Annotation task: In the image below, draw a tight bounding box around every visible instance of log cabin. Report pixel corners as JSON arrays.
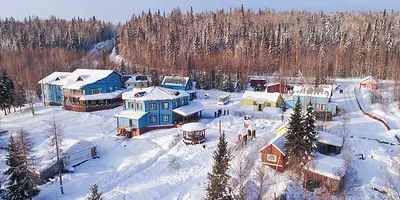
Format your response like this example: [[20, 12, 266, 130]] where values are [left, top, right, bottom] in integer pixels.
[[259, 133, 286, 172]]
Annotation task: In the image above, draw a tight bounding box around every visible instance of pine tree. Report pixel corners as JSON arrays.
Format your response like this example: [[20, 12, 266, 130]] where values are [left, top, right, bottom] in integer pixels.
[[221, 74, 231, 92], [12, 84, 27, 111], [87, 184, 102, 200], [284, 97, 306, 172], [301, 102, 318, 159], [235, 72, 242, 93], [4, 135, 24, 200], [0, 70, 14, 115], [119, 60, 127, 75], [205, 133, 232, 199]]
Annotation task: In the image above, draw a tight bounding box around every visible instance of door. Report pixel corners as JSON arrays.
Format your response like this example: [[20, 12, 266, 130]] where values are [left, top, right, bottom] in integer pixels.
[[258, 104, 262, 111], [129, 119, 133, 127]]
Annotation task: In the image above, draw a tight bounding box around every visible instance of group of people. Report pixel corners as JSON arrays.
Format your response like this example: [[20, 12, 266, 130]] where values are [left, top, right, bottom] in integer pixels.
[[214, 109, 229, 118]]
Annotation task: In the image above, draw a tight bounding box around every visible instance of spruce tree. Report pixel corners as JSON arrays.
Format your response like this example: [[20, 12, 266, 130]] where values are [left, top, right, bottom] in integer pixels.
[[301, 102, 317, 159], [205, 133, 232, 199], [119, 60, 127, 75], [221, 74, 231, 92], [12, 84, 27, 111], [87, 184, 102, 200], [284, 97, 305, 171], [0, 70, 14, 115], [4, 136, 24, 200]]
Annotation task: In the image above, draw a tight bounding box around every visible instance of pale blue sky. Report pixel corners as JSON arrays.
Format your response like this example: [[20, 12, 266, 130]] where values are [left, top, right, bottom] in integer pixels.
[[1, 0, 400, 23]]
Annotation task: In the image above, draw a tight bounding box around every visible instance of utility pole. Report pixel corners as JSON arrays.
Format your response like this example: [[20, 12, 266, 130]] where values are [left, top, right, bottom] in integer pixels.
[[219, 120, 222, 135], [54, 126, 64, 194]]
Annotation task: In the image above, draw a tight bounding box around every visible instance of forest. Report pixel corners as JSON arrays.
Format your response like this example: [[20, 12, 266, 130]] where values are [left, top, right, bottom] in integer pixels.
[[1, 7, 400, 91]]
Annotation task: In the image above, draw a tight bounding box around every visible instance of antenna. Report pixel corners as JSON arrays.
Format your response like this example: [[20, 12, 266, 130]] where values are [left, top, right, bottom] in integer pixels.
[[298, 69, 308, 86]]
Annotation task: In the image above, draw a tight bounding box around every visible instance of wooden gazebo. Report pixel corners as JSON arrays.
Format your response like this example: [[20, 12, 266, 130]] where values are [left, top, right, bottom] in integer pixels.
[[182, 122, 207, 145]]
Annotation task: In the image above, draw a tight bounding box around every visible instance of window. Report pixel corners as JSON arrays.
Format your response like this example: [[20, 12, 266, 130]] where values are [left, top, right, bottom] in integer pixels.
[[266, 154, 277, 162], [162, 102, 169, 110], [98, 88, 103, 93], [150, 115, 157, 123], [128, 102, 134, 109], [109, 86, 114, 92], [57, 96, 61, 100], [162, 115, 169, 122], [97, 80, 101, 84], [115, 86, 118, 91], [149, 103, 157, 110], [266, 103, 271, 107], [137, 103, 142, 110], [315, 103, 321, 110], [321, 104, 327, 110], [90, 88, 95, 95], [181, 99, 185, 105], [253, 101, 257, 106], [175, 101, 178, 108]]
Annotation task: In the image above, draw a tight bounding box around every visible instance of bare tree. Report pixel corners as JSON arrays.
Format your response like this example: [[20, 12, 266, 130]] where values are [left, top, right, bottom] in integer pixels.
[[385, 153, 400, 200], [337, 149, 362, 199], [47, 117, 65, 194], [254, 163, 271, 200], [230, 153, 251, 199]]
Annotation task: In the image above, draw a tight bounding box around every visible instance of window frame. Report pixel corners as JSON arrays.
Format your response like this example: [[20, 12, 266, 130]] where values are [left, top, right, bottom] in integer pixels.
[[162, 115, 169, 122], [150, 115, 157, 123], [98, 88, 103, 93], [162, 102, 169, 110], [266, 154, 277, 162], [90, 88, 95, 95], [149, 103, 157, 110], [128, 102, 135, 109], [137, 103, 143, 110]]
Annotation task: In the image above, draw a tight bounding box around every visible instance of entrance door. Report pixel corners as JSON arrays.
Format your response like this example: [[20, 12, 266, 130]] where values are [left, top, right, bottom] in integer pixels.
[[258, 104, 262, 111], [129, 119, 133, 127]]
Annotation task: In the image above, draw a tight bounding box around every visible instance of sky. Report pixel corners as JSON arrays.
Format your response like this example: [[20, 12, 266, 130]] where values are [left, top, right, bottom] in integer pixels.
[[1, 0, 400, 23]]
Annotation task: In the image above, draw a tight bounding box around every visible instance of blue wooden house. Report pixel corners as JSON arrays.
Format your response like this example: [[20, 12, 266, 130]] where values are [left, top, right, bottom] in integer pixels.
[[114, 86, 204, 137], [161, 76, 197, 100], [38, 72, 72, 105], [61, 69, 122, 112], [291, 86, 338, 121]]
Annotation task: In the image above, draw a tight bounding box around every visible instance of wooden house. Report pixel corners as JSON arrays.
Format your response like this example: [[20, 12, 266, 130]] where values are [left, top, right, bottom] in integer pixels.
[[292, 86, 338, 121], [242, 91, 285, 111], [161, 76, 197, 100], [273, 123, 288, 136], [266, 82, 294, 94], [62, 69, 123, 112], [182, 122, 206, 145], [303, 153, 344, 192], [249, 78, 267, 91], [317, 132, 344, 155], [259, 133, 286, 172], [115, 86, 204, 137], [38, 72, 72, 105], [125, 75, 151, 89], [359, 76, 378, 90]]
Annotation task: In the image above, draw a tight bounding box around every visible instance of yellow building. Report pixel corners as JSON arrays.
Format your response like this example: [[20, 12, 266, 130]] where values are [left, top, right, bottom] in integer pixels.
[[242, 91, 285, 111], [273, 124, 288, 136]]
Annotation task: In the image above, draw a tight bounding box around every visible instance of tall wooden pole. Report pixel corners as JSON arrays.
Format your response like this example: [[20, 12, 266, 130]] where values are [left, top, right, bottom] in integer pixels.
[[219, 120, 221, 135]]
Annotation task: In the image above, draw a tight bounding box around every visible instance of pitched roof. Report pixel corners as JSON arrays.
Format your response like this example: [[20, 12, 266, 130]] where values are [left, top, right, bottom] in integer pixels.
[[317, 132, 344, 147], [122, 86, 189, 101], [242, 91, 282, 102], [126, 75, 151, 83], [273, 123, 289, 135], [172, 101, 204, 116], [359, 76, 378, 84], [161, 76, 190, 87], [79, 90, 124, 101], [63, 69, 117, 89], [259, 133, 286, 156], [114, 111, 148, 120], [38, 72, 72, 86]]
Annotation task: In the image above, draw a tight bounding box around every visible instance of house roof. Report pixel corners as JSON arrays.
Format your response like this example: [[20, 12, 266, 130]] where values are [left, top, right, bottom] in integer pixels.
[[161, 76, 190, 87], [122, 86, 189, 101], [182, 122, 207, 132], [242, 91, 282, 102], [317, 132, 344, 147], [359, 76, 378, 84], [79, 90, 124, 101], [172, 101, 204, 116], [114, 111, 148, 120], [38, 72, 72, 86], [304, 153, 345, 180], [259, 133, 286, 156], [292, 86, 332, 98], [126, 75, 151, 83], [63, 69, 117, 90], [273, 123, 289, 135]]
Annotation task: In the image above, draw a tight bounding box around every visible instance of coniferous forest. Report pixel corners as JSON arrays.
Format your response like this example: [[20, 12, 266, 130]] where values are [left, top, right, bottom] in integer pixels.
[[2, 7, 400, 91]]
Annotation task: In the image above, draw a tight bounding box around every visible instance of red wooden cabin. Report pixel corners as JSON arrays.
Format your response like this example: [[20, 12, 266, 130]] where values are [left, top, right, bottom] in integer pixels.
[[259, 134, 286, 172], [266, 82, 294, 94], [359, 76, 378, 90]]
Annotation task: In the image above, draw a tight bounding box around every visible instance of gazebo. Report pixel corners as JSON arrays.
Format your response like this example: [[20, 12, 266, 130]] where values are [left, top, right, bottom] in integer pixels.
[[182, 122, 207, 145]]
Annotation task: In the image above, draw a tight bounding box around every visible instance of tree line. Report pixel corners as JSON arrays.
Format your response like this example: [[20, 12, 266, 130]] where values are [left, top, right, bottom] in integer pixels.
[[118, 7, 400, 88]]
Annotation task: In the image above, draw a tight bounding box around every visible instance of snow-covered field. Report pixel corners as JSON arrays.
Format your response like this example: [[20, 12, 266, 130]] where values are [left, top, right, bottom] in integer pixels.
[[0, 80, 399, 199]]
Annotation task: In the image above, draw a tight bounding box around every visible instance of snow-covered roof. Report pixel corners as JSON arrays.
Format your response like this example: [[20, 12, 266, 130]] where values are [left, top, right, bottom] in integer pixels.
[[114, 110, 148, 120], [218, 94, 231, 99], [63, 139, 95, 167], [242, 91, 282, 102], [259, 133, 286, 155], [161, 76, 190, 87], [172, 101, 204, 116], [79, 90, 124, 101], [273, 123, 289, 135], [63, 69, 117, 89], [359, 76, 378, 84], [122, 86, 189, 101], [304, 153, 344, 180], [292, 86, 332, 98], [317, 132, 344, 147], [38, 72, 72, 86], [182, 122, 207, 132]]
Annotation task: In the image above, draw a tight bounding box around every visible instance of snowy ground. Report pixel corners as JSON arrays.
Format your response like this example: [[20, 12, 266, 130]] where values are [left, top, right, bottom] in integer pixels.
[[0, 80, 399, 199]]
